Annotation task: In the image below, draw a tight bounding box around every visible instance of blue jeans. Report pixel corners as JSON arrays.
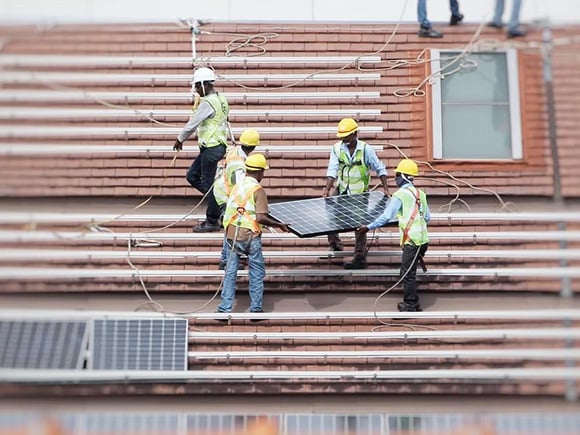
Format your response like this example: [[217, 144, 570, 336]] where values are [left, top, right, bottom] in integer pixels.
[[492, 0, 522, 32], [217, 236, 265, 313], [418, 0, 460, 28], [186, 144, 226, 224]]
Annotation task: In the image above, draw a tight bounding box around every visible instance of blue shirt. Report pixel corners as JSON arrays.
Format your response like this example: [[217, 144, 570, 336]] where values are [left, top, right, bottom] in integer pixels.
[[367, 183, 431, 230], [326, 140, 388, 179]]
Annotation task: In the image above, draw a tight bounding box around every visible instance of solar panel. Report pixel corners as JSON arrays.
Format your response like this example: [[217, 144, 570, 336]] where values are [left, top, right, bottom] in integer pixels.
[[90, 318, 188, 371], [268, 191, 396, 238], [0, 320, 87, 370]]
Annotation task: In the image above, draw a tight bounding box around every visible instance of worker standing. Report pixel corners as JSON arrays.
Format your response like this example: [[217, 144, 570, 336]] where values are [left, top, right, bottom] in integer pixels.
[[173, 67, 229, 233], [322, 118, 390, 269], [214, 129, 260, 269], [216, 154, 289, 315], [357, 159, 430, 312]]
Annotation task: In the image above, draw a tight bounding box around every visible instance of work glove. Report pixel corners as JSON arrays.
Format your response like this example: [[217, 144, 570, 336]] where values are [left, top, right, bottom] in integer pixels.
[[173, 139, 183, 152]]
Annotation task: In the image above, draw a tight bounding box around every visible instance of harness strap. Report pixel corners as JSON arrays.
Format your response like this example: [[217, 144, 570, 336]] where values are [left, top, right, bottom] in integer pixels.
[[401, 187, 422, 246], [226, 184, 261, 233]]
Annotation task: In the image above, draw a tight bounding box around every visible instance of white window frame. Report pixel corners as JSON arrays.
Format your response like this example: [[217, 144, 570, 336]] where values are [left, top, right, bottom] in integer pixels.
[[430, 49, 523, 160]]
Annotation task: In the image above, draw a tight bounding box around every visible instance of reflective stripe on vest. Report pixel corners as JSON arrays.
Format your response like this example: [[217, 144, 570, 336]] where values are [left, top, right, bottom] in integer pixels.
[[213, 146, 245, 206], [392, 186, 429, 246], [197, 93, 229, 148], [333, 141, 369, 194], [223, 176, 262, 233]]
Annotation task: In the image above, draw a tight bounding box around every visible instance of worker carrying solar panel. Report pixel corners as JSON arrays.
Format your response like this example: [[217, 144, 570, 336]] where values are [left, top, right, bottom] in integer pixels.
[[322, 118, 391, 270], [357, 159, 431, 312]]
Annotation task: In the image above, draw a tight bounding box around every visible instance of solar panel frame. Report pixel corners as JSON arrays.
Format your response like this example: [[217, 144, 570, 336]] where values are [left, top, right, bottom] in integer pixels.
[[0, 320, 88, 370], [89, 318, 188, 371], [268, 191, 396, 238]]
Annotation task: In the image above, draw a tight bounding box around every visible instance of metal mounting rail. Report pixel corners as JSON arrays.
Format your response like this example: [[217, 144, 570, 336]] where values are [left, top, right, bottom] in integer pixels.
[[0, 125, 383, 138], [2, 248, 580, 261], [0, 267, 579, 279], [0, 72, 381, 84], [1, 367, 579, 383], [0, 108, 381, 120], [188, 328, 580, 341], [1, 230, 579, 242], [188, 349, 580, 361], [0, 144, 382, 156], [0, 90, 380, 102], [1, 308, 580, 321], [1, 212, 579, 224], [0, 55, 382, 67]]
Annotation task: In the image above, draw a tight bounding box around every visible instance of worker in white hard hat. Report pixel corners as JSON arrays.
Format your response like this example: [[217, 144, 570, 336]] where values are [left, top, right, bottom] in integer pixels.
[[173, 67, 230, 233], [322, 118, 390, 270]]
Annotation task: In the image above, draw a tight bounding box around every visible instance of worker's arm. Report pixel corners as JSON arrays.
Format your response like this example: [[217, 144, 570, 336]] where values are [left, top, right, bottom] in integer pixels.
[[364, 146, 389, 195], [323, 147, 339, 197], [357, 196, 401, 234], [173, 101, 214, 151], [257, 213, 289, 232]]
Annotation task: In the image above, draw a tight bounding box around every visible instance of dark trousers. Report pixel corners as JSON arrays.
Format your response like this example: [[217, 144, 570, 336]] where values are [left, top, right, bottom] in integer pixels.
[[400, 243, 429, 306], [186, 144, 226, 224]]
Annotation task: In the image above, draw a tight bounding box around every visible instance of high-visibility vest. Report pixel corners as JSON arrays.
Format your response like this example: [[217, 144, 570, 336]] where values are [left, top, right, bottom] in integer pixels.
[[213, 146, 246, 206], [333, 141, 369, 194], [392, 185, 429, 246], [196, 93, 229, 148], [223, 176, 262, 234]]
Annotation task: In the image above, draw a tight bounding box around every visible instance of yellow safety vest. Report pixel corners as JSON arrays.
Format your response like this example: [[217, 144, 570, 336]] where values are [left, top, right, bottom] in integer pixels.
[[333, 141, 370, 194], [223, 176, 262, 234], [392, 185, 429, 246], [213, 146, 246, 206], [196, 93, 229, 148]]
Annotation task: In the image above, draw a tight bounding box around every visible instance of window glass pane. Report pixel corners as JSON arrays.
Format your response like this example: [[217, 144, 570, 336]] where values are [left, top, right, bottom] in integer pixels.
[[442, 105, 512, 159], [441, 52, 509, 103]]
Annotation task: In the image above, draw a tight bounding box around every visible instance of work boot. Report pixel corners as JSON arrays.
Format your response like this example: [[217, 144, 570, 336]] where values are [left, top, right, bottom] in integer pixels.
[[507, 28, 526, 39], [192, 221, 221, 233], [344, 257, 367, 270], [449, 14, 463, 26], [246, 308, 266, 323], [487, 21, 503, 29], [397, 301, 422, 312], [329, 241, 344, 252], [418, 26, 443, 38], [214, 310, 230, 323]]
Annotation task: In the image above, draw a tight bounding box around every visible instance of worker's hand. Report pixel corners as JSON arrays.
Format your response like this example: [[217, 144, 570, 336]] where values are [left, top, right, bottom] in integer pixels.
[[322, 188, 330, 198], [278, 223, 290, 233], [173, 139, 183, 152], [356, 225, 369, 234]]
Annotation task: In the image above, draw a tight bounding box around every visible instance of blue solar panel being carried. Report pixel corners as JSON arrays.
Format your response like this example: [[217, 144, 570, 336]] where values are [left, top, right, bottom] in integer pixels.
[[268, 191, 394, 238], [90, 318, 188, 371]]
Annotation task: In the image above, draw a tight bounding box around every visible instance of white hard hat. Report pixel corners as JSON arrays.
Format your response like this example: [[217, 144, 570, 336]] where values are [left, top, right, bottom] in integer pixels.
[[193, 67, 216, 84]]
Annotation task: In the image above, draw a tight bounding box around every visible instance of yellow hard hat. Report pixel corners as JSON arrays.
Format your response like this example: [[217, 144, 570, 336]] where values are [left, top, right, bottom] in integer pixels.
[[395, 159, 419, 176], [245, 153, 269, 171], [239, 129, 260, 147], [336, 118, 358, 138]]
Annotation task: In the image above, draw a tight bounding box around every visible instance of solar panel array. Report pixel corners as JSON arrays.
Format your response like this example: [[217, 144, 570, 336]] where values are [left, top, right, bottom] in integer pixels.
[[90, 318, 188, 371], [0, 320, 87, 369], [269, 191, 394, 237]]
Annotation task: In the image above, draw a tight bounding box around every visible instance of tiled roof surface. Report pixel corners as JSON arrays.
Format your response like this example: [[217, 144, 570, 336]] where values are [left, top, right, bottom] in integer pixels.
[[0, 21, 579, 399], [0, 22, 578, 198]]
